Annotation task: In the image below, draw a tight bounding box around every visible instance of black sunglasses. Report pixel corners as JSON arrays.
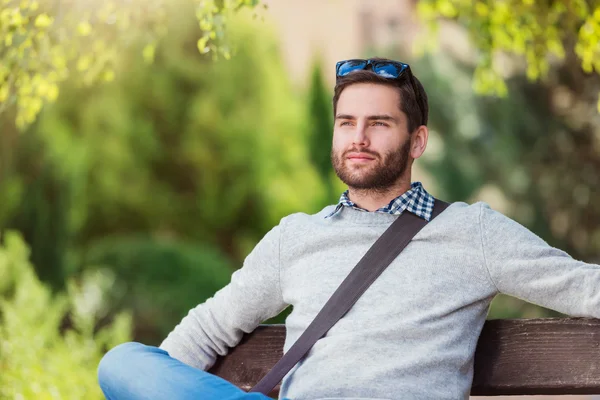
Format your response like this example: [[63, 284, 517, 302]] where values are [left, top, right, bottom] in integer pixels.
[[335, 59, 424, 127]]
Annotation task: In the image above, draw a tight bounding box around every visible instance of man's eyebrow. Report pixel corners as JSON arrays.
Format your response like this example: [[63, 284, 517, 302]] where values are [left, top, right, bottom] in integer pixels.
[[334, 114, 397, 122], [335, 114, 355, 120], [366, 114, 397, 122]]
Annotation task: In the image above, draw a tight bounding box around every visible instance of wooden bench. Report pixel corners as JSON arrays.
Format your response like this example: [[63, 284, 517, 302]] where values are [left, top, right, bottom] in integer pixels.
[[209, 318, 600, 397]]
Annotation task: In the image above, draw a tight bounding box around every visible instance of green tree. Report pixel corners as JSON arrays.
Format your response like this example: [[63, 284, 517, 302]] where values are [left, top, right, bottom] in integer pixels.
[[1, 2, 325, 320], [306, 59, 335, 202], [0, 0, 263, 129], [417, 0, 600, 110], [24, 6, 322, 258]]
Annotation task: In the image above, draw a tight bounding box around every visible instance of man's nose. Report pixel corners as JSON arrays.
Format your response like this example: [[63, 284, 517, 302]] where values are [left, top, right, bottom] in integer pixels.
[[352, 123, 369, 147]]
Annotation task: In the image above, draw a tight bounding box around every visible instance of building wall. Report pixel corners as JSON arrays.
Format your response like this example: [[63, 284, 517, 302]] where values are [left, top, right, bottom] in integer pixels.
[[262, 0, 417, 85]]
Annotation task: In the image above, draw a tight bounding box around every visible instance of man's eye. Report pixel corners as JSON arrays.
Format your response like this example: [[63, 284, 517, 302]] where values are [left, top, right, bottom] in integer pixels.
[[373, 121, 388, 127], [340, 121, 353, 126]]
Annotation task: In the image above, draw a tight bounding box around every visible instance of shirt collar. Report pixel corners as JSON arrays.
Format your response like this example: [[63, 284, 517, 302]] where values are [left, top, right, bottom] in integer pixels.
[[324, 182, 435, 221]]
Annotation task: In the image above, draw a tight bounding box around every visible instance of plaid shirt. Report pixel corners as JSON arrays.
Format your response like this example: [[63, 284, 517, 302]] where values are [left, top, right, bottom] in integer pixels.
[[325, 182, 436, 221]]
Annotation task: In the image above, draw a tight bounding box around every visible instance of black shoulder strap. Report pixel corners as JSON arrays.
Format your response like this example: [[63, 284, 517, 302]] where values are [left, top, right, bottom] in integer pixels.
[[249, 200, 451, 395]]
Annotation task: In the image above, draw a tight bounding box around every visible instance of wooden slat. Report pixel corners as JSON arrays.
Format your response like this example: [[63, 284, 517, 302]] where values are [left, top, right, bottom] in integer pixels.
[[472, 318, 600, 395], [208, 318, 600, 397], [209, 325, 285, 397]]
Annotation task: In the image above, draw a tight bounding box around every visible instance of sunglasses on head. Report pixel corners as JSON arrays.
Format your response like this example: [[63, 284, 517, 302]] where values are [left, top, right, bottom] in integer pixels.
[[335, 59, 410, 79], [335, 58, 424, 128]]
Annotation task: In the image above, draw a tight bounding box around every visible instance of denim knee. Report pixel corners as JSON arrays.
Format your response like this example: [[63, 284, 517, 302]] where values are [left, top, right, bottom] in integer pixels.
[[98, 342, 150, 395], [97, 342, 276, 400]]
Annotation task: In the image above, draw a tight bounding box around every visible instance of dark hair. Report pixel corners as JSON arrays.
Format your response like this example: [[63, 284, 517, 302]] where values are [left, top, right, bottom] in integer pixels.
[[332, 58, 429, 133]]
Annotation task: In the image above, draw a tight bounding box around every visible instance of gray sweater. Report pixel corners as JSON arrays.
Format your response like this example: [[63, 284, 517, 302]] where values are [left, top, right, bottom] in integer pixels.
[[160, 201, 600, 400]]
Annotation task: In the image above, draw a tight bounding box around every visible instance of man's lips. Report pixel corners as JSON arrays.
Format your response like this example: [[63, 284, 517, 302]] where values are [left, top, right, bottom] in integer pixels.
[[346, 153, 376, 161]]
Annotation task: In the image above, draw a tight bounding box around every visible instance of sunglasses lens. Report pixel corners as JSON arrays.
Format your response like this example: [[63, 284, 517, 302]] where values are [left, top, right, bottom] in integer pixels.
[[373, 63, 406, 78], [337, 60, 368, 76]]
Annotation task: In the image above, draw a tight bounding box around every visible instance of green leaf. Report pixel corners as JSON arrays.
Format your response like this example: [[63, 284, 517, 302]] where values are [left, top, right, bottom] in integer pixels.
[[197, 35, 210, 53]]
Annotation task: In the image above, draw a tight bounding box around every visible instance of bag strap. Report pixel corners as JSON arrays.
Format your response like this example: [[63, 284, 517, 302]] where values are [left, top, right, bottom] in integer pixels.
[[249, 199, 451, 395]]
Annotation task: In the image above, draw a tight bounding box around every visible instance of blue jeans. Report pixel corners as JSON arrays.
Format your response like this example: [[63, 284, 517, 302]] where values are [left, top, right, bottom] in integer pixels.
[[97, 342, 273, 400]]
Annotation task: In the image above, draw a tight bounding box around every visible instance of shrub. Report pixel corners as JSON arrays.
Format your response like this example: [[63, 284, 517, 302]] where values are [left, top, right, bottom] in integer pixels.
[[83, 235, 233, 345], [0, 231, 132, 400]]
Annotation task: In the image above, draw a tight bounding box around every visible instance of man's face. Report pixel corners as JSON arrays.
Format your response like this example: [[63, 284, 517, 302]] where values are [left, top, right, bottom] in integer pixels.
[[331, 83, 412, 191]]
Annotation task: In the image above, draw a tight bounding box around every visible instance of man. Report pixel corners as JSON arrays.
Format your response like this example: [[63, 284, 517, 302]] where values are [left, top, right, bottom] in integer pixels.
[[97, 58, 600, 400]]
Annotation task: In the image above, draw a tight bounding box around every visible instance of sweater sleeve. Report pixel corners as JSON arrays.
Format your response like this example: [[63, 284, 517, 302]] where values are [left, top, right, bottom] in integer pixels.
[[479, 203, 600, 318], [159, 223, 289, 370]]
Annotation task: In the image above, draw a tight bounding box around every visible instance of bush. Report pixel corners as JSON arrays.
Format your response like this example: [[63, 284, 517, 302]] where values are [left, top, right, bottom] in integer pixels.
[[0, 230, 132, 400], [83, 235, 233, 345]]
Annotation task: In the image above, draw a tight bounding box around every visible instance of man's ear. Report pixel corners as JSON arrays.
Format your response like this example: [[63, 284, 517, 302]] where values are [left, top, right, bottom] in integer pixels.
[[410, 125, 429, 160]]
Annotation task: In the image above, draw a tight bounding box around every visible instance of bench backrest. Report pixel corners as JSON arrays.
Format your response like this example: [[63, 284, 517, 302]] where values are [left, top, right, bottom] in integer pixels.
[[208, 318, 600, 397]]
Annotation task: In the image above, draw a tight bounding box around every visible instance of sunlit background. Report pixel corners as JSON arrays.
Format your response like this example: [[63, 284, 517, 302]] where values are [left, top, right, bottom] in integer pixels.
[[1, 0, 599, 398]]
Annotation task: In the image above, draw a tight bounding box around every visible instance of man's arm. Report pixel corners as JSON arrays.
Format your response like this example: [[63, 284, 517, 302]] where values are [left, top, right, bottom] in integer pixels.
[[159, 223, 288, 370], [479, 203, 600, 318]]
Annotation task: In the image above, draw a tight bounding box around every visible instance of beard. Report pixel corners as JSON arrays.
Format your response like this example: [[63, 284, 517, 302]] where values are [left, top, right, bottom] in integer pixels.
[[331, 139, 412, 192]]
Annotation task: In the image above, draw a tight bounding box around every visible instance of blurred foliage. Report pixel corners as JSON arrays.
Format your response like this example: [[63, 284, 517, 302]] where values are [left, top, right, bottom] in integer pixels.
[[1, 5, 325, 292], [307, 59, 335, 200], [417, 0, 600, 110], [83, 235, 233, 345], [0, 2, 327, 346], [0, 0, 263, 129], [0, 230, 132, 399], [5, 159, 71, 288]]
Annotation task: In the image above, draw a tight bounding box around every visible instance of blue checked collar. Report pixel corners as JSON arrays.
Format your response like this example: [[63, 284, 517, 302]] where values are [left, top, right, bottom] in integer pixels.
[[325, 182, 435, 221]]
